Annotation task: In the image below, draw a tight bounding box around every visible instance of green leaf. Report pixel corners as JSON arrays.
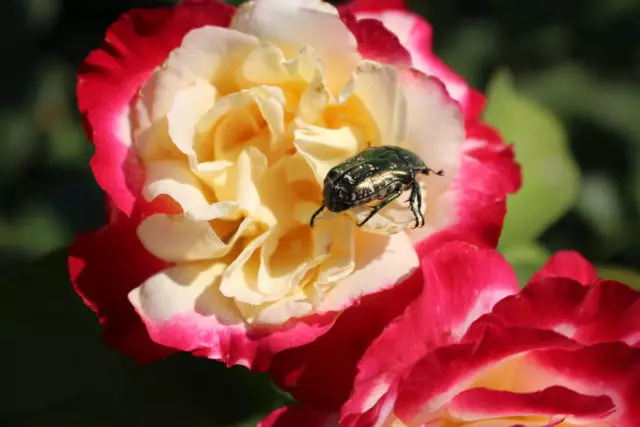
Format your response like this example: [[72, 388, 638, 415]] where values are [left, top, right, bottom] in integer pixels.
[[597, 265, 640, 290], [484, 70, 581, 248], [500, 242, 550, 287], [4, 248, 290, 426]]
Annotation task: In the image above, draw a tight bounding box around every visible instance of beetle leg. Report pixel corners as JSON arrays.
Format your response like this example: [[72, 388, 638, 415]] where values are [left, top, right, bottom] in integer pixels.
[[357, 190, 403, 227], [406, 182, 420, 227], [309, 204, 325, 228], [409, 181, 424, 228]]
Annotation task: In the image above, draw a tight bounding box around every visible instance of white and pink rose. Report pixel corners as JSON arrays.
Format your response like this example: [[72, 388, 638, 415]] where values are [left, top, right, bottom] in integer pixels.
[[69, 0, 519, 369], [263, 248, 640, 427]]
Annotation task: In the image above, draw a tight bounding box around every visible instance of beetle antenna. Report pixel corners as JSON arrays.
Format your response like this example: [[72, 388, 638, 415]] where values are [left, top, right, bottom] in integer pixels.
[[309, 204, 325, 228], [423, 168, 444, 176]]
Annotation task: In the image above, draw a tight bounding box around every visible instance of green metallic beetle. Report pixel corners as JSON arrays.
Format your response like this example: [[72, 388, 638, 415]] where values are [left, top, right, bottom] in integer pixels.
[[309, 145, 444, 229]]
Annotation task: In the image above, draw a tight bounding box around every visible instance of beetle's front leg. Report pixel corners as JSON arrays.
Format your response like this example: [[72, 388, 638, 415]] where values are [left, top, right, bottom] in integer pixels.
[[309, 203, 326, 228], [408, 181, 425, 228], [357, 190, 403, 227]]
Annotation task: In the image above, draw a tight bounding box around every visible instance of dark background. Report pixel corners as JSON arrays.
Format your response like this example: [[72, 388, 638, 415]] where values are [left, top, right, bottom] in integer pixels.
[[3, 0, 639, 425]]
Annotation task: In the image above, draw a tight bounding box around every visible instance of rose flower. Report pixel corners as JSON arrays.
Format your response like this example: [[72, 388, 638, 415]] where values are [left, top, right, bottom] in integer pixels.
[[69, 0, 519, 368], [261, 246, 640, 427]]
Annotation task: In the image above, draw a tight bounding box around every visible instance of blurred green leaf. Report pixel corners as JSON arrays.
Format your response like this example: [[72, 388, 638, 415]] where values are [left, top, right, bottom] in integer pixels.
[[597, 265, 640, 290], [485, 70, 581, 248], [4, 248, 290, 426], [500, 241, 551, 287], [518, 63, 640, 146], [575, 173, 628, 258]]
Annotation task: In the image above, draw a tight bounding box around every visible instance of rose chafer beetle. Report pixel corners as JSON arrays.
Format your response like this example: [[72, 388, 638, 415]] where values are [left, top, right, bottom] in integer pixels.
[[310, 145, 444, 229]]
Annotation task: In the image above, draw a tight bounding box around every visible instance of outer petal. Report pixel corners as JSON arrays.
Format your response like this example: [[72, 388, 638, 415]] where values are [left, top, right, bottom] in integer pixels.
[[68, 197, 181, 363], [391, 324, 640, 427], [343, 1, 485, 121], [340, 10, 411, 66], [415, 123, 521, 251], [528, 343, 640, 427], [77, 0, 235, 215], [340, 242, 518, 426], [258, 406, 338, 427], [490, 277, 640, 346], [393, 323, 578, 423], [131, 283, 337, 370], [231, 0, 359, 94], [530, 250, 598, 285]]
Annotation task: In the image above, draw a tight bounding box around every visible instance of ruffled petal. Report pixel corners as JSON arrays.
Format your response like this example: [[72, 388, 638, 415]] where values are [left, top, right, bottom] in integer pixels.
[[527, 343, 640, 427], [77, 0, 235, 215], [231, 0, 359, 95], [530, 250, 598, 285], [343, 3, 485, 121], [128, 263, 337, 369], [490, 277, 640, 346], [318, 231, 419, 312]]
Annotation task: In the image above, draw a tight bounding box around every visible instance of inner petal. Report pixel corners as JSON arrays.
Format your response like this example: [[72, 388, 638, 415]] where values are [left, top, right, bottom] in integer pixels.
[[230, 0, 359, 95], [447, 386, 614, 424]]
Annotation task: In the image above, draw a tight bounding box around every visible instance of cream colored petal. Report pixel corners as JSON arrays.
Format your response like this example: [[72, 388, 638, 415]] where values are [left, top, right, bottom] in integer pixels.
[[129, 261, 243, 325], [402, 72, 464, 192], [133, 26, 258, 138], [294, 118, 366, 184], [164, 26, 258, 93], [318, 230, 419, 312], [314, 214, 356, 287], [143, 160, 210, 211], [167, 79, 217, 166], [219, 229, 274, 305], [231, 0, 358, 94], [197, 86, 286, 164], [137, 202, 249, 262], [238, 42, 289, 86], [256, 227, 310, 298], [400, 71, 464, 242], [352, 60, 407, 147], [253, 294, 315, 325], [236, 147, 268, 216], [232, 0, 346, 48]]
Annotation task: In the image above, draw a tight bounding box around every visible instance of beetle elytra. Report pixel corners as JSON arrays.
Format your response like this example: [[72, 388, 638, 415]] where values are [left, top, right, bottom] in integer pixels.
[[309, 145, 444, 229]]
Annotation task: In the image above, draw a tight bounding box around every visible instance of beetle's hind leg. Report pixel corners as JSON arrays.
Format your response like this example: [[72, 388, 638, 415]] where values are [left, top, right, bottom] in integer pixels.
[[357, 190, 403, 227], [408, 181, 425, 228], [309, 204, 325, 228]]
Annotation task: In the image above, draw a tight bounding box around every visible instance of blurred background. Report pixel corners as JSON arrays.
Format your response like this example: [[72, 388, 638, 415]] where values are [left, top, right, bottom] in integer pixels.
[[3, 0, 639, 425]]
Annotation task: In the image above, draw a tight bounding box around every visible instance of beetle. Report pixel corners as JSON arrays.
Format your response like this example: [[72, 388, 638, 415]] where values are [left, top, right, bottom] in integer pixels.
[[309, 145, 444, 229]]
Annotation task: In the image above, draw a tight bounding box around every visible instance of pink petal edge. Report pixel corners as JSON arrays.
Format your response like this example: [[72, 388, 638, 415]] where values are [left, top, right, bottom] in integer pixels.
[[77, 0, 235, 215], [531, 250, 598, 285], [138, 308, 338, 371]]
